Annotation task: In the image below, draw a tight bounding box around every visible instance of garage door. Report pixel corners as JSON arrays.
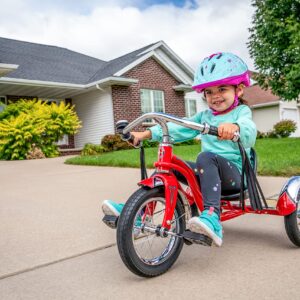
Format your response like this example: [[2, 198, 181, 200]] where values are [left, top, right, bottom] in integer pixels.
[[281, 108, 299, 137]]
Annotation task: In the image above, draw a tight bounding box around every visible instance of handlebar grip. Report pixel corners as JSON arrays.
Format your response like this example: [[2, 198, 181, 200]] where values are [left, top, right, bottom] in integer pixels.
[[127, 134, 142, 148], [116, 120, 142, 148], [208, 125, 219, 136]]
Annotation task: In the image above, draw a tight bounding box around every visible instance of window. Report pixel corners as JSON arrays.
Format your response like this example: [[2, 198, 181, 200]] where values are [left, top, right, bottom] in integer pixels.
[[0, 96, 7, 112], [141, 89, 165, 123], [185, 98, 197, 118], [40, 98, 61, 105]]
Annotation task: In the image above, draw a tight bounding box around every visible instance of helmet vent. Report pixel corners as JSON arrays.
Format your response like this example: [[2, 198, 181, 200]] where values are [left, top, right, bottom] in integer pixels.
[[200, 67, 204, 76], [210, 63, 216, 73], [216, 53, 222, 59]]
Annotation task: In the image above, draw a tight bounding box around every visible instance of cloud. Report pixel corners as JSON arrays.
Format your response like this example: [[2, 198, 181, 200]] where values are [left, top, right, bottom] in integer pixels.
[[0, 0, 255, 70]]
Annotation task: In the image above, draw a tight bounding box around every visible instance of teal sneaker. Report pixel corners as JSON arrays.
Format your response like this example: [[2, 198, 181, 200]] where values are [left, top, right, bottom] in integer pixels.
[[102, 200, 124, 217], [188, 207, 223, 247], [102, 200, 142, 237]]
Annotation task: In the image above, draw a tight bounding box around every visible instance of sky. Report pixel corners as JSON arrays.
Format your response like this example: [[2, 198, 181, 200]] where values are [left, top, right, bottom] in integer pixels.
[[0, 0, 256, 70]]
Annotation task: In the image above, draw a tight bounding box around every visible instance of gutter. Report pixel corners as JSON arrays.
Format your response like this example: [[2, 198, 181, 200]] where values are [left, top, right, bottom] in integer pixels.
[[251, 101, 280, 109], [173, 84, 193, 92], [0, 63, 19, 77], [0, 76, 138, 90]]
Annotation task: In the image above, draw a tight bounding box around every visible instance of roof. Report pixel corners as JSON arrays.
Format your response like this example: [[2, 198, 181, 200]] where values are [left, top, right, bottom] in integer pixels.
[[87, 43, 157, 83], [0, 37, 106, 84], [0, 37, 157, 85], [0, 37, 194, 98], [243, 84, 281, 107]]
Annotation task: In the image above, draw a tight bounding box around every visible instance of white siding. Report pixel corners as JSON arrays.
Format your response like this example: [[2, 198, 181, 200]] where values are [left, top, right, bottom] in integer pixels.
[[252, 106, 280, 133], [72, 88, 114, 148], [185, 91, 208, 115], [280, 101, 300, 137]]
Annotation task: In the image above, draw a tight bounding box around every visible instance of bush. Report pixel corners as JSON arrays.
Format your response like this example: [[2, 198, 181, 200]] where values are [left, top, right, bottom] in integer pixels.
[[266, 130, 278, 138], [0, 99, 81, 160], [176, 138, 201, 146], [81, 143, 106, 156], [142, 139, 159, 148], [101, 134, 132, 152], [273, 119, 297, 138], [257, 130, 267, 139], [26, 144, 46, 159]]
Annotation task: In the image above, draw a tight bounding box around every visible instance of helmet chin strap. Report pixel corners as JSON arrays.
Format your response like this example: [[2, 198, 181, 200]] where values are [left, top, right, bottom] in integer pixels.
[[211, 94, 239, 116]]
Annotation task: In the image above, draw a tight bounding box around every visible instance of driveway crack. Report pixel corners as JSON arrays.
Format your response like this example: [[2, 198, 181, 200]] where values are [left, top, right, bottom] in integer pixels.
[[0, 242, 116, 281]]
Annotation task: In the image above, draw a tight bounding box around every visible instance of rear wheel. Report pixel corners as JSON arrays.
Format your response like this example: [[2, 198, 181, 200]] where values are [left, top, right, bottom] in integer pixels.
[[117, 187, 185, 277], [284, 192, 300, 247]]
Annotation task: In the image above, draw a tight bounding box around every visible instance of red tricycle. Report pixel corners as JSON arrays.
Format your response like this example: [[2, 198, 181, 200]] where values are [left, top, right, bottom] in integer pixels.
[[102, 112, 300, 277]]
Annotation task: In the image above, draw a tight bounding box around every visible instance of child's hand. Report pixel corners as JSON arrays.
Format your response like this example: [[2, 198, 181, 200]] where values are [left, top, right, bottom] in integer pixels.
[[218, 123, 239, 140], [131, 130, 152, 146]]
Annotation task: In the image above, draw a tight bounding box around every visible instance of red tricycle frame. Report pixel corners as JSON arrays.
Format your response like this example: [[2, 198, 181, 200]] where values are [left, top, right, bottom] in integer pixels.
[[139, 142, 296, 230]]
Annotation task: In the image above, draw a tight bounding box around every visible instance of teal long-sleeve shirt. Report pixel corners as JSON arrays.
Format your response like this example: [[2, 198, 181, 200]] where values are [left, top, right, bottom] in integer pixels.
[[149, 105, 257, 173]]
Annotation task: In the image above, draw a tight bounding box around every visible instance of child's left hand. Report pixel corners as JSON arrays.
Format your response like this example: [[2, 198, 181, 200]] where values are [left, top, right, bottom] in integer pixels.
[[218, 123, 239, 140]]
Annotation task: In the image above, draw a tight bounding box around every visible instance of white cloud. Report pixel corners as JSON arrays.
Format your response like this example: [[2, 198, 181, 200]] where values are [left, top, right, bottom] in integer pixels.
[[0, 0, 255, 70]]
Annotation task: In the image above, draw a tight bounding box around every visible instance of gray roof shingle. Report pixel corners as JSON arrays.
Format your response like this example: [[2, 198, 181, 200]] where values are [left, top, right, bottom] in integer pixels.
[[87, 43, 156, 83], [0, 37, 157, 85]]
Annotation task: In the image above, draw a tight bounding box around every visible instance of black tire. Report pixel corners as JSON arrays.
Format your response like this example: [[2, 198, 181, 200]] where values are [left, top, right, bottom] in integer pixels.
[[117, 187, 185, 277], [284, 193, 300, 247]]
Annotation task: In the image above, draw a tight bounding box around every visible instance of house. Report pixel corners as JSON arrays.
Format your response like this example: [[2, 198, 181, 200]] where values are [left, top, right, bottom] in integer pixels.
[[0, 37, 202, 153], [243, 84, 300, 137]]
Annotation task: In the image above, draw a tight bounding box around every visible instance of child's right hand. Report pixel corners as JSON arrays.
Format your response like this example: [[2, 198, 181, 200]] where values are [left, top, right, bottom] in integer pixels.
[[218, 123, 239, 140], [131, 130, 152, 146]]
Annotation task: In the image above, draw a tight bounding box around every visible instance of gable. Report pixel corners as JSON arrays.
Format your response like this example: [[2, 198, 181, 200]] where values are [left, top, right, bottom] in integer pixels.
[[114, 44, 194, 86]]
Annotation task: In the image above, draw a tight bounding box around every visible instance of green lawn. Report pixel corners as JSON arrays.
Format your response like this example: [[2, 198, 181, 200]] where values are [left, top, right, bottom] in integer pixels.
[[65, 138, 300, 177]]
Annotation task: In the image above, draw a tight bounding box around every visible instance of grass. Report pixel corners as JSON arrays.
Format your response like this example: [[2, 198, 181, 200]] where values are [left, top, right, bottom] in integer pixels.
[[65, 138, 300, 177]]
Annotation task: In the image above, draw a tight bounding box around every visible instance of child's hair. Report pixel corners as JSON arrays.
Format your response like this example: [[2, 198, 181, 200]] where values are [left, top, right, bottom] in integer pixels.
[[238, 97, 248, 106]]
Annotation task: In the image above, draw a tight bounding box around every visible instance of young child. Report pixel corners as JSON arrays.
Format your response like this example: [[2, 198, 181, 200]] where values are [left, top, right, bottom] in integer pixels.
[[102, 52, 257, 246]]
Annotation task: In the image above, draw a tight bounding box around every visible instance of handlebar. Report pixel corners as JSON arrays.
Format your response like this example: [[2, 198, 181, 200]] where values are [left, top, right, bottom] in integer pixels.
[[117, 112, 240, 143]]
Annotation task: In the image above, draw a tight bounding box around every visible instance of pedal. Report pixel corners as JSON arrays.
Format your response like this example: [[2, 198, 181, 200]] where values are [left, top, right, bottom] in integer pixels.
[[102, 215, 118, 229], [182, 230, 213, 247]]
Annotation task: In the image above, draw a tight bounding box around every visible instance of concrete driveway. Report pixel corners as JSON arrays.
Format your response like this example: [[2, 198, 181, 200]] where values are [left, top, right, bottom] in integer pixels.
[[0, 157, 298, 299]]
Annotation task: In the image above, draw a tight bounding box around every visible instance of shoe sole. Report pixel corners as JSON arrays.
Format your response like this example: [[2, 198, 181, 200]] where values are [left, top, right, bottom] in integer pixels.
[[189, 219, 223, 247], [102, 200, 120, 217]]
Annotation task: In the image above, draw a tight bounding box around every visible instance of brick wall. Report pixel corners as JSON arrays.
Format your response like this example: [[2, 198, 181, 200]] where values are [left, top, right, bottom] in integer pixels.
[[112, 57, 185, 130]]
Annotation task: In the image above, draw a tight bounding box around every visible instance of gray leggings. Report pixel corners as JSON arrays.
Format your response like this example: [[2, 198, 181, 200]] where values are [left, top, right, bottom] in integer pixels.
[[196, 152, 241, 216]]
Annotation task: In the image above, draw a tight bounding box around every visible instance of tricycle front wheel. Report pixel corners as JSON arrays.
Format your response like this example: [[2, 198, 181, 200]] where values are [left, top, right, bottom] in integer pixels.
[[117, 187, 185, 277], [284, 193, 300, 247]]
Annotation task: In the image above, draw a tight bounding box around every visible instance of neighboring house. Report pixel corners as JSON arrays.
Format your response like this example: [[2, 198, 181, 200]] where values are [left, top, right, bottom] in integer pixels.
[[243, 85, 300, 137], [0, 37, 198, 152]]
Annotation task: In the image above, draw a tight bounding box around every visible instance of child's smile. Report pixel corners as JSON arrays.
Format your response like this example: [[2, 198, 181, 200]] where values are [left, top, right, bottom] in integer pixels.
[[204, 85, 243, 113]]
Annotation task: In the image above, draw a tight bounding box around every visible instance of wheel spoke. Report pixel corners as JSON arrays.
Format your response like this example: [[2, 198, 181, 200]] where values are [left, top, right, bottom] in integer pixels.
[[131, 197, 182, 265]]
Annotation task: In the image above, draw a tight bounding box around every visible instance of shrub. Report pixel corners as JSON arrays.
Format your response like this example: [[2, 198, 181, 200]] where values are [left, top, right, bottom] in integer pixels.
[[81, 143, 106, 156], [101, 134, 132, 151], [26, 144, 46, 159], [273, 119, 297, 138], [266, 130, 278, 138], [142, 139, 159, 148], [176, 138, 201, 146], [0, 99, 81, 160], [257, 130, 266, 139]]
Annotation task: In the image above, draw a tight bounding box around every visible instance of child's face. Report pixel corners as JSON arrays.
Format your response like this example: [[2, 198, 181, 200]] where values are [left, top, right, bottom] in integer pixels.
[[204, 85, 244, 113]]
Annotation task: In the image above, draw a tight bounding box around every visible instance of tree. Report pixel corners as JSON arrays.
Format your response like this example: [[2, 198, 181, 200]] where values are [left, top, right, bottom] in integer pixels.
[[248, 0, 300, 100]]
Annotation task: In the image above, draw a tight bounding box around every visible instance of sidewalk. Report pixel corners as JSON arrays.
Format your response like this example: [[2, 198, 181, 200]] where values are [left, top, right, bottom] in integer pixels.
[[0, 157, 298, 299]]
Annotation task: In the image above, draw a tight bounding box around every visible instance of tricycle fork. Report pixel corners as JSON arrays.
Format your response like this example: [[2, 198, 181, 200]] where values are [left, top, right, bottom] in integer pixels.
[[139, 173, 179, 230]]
